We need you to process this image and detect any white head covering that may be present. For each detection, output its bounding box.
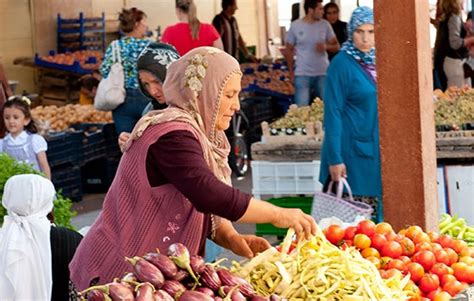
[0,174,55,301]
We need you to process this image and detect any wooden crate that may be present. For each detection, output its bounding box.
[260,121,324,145]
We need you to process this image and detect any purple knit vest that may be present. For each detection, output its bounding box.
[69,122,206,290]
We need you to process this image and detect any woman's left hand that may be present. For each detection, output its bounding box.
[227,234,271,258]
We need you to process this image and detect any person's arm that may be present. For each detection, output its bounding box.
[317,37,340,53]
[448,15,466,50]
[149,131,317,239]
[37,151,51,179]
[99,42,115,78]
[213,38,224,50]
[213,219,271,258]
[285,43,296,82]
[323,59,347,181]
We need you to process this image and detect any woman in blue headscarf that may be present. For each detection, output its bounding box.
[319,6,382,222]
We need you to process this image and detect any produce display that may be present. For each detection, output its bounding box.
[269,99,324,132]
[40,50,102,70]
[233,228,410,300]
[440,214,474,247]
[31,104,112,132]
[241,63,294,96]
[321,220,474,300]
[433,87,474,129]
[80,243,281,300]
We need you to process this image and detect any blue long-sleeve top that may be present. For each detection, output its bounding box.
[319,51,382,197]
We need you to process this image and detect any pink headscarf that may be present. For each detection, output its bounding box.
[125,47,242,184]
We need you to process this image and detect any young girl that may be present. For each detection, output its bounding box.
[0,96,51,179]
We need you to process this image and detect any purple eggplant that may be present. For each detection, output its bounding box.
[108,282,135,301]
[219,286,246,301]
[127,256,165,289]
[200,265,222,291]
[172,270,188,282]
[217,268,256,297]
[177,290,214,301]
[167,243,198,282]
[86,289,112,301]
[143,252,178,279]
[195,287,215,297]
[161,280,186,297]
[153,290,174,301]
[121,272,138,283]
[250,296,270,301]
[190,255,206,275]
[135,282,155,301]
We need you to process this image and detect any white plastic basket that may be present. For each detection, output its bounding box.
[251,160,322,199]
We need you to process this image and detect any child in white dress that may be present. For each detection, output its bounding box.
[0,96,51,179]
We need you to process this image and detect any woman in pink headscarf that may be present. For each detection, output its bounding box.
[70,47,317,290]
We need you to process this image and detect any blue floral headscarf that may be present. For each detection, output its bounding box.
[341,6,375,65]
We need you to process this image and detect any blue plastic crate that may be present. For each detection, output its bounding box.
[51,165,83,201]
[46,131,83,167]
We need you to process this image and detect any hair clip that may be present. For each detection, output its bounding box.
[7,95,31,106]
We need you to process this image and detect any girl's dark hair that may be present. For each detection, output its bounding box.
[119,7,146,33]
[3,97,38,134]
[176,0,201,39]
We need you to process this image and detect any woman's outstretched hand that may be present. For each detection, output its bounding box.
[270,207,317,241]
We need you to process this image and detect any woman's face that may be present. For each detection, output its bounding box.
[135,18,148,38]
[139,71,165,103]
[215,73,241,131]
[353,23,375,53]
[325,7,339,24]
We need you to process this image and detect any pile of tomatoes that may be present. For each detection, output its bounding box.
[324,220,474,301]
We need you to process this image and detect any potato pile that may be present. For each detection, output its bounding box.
[40,50,102,70]
[270,98,324,129]
[434,87,474,127]
[241,63,294,95]
[32,104,112,132]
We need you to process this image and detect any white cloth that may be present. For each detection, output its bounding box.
[0,174,55,301]
[444,56,471,88]
[0,131,48,153]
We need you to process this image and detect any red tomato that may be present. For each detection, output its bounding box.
[385,231,398,241]
[440,274,457,287]
[387,259,406,272]
[366,256,381,269]
[427,231,440,243]
[357,220,376,237]
[385,268,403,279]
[443,280,464,297]
[380,256,393,270]
[426,288,442,300]
[437,235,454,249]
[381,241,403,259]
[418,273,440,293]
[361,247,380,259]
[444,248,459,266]
[325,225,345,245]
[431,263,451,279]
[375,222,393,235]
[353,234,371,249]
[434,249,450,266]
[399,255,412,265]
[415,242,433,253]
[413,232,431,245]
[413,250,436,272]
[451,239,468,254]
[371,233,387,251]
[452,262,471,283]
[459,247,474,258]
[433,291,453,301]
[407,262,425,282]
[400,237,416,256]
[406,226,424,240]
[344,226,358,240]
[431,243,443,253]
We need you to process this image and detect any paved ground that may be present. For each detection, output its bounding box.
[71,169,278,263]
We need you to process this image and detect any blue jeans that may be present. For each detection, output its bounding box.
[294,75,325,107]
[112,88,150,134]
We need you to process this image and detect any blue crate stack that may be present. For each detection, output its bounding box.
[57,12,105,53]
